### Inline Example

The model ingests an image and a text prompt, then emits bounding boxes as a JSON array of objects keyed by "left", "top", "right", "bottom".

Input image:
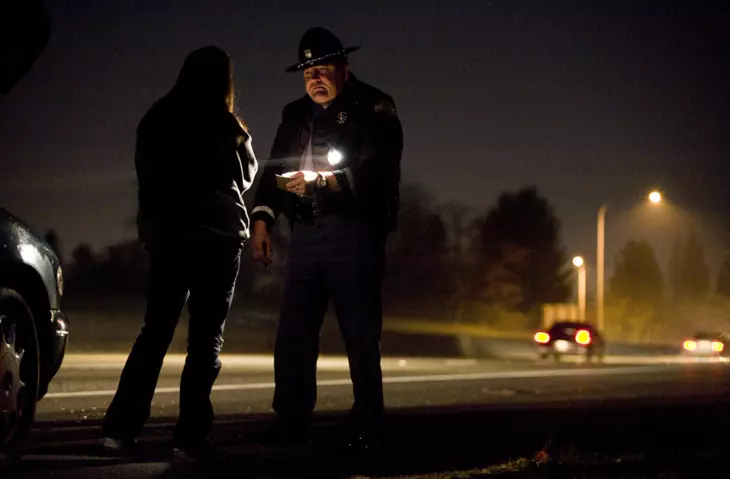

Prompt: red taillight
[
  {"left": 684, "top": 340, "right": 697, "bottom": 351},
  {"left": 575, "top": 329, "right": 592, "bottom": 345},
  {"left": 534, "top": 332, "right": 550, "bottom": 344},
  {"left": 712, "top": 341, "right": 724, "bottom": 352}
]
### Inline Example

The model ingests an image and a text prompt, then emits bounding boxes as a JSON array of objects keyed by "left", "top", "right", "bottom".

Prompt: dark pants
[
  {"left": 102, "top": 237, "right": 242, "bottom": 444},
  {"left": 272, "top": 214, "right": 387, "bottom": 426}
]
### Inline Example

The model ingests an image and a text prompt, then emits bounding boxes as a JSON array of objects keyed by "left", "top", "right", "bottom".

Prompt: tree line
[{"left": 47, "top": 183, "right": 729, "bottom": 338}]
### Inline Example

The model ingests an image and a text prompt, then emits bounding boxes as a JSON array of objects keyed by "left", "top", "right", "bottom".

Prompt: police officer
[{"left": 250, "top": 27, "right": 403, "bottom": 446}]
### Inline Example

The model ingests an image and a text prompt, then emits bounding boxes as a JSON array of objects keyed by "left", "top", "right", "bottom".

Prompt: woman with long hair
[{"left": 101, "top": 46, "right": 258, "bottom": 459}]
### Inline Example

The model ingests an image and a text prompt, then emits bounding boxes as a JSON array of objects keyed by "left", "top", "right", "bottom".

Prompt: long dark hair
[{"left": 169, "top": 46, "right": 246, "bottom": 129}]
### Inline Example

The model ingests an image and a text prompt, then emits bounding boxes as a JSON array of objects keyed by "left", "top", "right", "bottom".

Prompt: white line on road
[
  {"left": 45, "top": 365, "right": 665, "bottom": 399},
  {"left": 58, "top": 354, "right": 482, "bottom": 371}
]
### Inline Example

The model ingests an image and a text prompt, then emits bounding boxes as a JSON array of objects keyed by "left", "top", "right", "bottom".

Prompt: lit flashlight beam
[{"left": 328, "top": 149, "right": 343, "bottom": 166}]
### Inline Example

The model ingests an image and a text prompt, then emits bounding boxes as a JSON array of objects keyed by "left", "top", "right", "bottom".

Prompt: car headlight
[{"left": 57, "top": 266, "right": 64, "bottom": 297}]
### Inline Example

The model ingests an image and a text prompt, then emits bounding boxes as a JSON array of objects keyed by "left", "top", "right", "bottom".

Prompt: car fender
[{"left": 0, "top": 208, "right": 60, "bottom": 310}]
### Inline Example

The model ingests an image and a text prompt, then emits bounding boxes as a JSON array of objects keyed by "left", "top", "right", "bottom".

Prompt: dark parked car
[
  {"left": 534, "top": 321, "right": 605, "bottom": 363},
  {"left": 1, "top": 0, "right": 68, "bottom": 465},
  {"left": 0, "top": 208, "right": 69, "bottom": 463}
]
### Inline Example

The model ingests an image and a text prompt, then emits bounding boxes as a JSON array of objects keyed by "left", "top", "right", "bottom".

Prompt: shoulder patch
[{"left": 374, "top": 98, "right": 397, "bottom": 116}]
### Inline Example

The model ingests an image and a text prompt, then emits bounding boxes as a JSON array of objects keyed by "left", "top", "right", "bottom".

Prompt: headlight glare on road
[
  {"left": 534, "top": 332, "right": 550, "bottom": 344},
  {"left": 712, "top": 341, "right": 724, "bottom": 352},
  {"left": 683, "top": 340, "right": 697, "bottom": 351}
]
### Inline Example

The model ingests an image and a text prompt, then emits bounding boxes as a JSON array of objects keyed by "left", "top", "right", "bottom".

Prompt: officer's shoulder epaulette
[
  {"left": 352, "top": 80, "right": 398, "bottom": 117},
  {"left": 373, "top": 96, "right": 397, "bottom": 117},
  {"left": 361, "top": 83, "right": 397, "bottom": 117}
]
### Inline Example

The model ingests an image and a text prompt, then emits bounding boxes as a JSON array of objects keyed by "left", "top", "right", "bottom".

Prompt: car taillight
[
  {"left": 575, "top": 329, "right": 592, "bottom": 345},
  {"left": 534, "top": 332, "right": 550, "bottom": 344},
  {"left": 712, "top": 341, "right": 724, "bottom": 352},
  {"left": 683, "top": 340, "right": 697, "bottom": 351}
]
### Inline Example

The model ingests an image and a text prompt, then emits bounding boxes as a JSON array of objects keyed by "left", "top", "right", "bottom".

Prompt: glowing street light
[
  {"left": 573, "top": 256, "right": 586, "bottom": 320},
  {"left": 596, "top": 191, "right": 664, "bottom": 332}
]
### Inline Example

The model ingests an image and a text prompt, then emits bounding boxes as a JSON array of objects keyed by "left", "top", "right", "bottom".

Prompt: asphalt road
[{"left": 8, "top": 353, "right": 730, "bottom": 478}]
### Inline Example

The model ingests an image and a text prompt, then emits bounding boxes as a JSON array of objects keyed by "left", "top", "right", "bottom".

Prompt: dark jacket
[
  {"left": 251, "top": 75, "right": 403, "bottom": 232},
  {"left": 135, "top": 95, "right": 258, "bottom": 248}
]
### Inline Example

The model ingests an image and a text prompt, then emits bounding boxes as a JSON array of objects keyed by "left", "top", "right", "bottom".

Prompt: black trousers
[
  {"left": 272, "top": 214, "right": 387, "bottom": 425},
  {"left": 102, "top": 236, "right": 242, "bottom": 444}
]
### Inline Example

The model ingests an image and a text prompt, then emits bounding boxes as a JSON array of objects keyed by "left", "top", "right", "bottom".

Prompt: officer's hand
[
  {"left": 286, "top": 171, "right": 317, "bottom": 196},
  {"left": 285, "top": 172, "right": 307, "bottom": 196},
  {"left": 251, "top": 221, "right": 272, "bottom": 265}
]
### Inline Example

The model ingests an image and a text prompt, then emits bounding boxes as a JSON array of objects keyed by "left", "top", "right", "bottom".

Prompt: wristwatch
[{"left": 316, "top": 173, "right": 328, "bottom": 189}]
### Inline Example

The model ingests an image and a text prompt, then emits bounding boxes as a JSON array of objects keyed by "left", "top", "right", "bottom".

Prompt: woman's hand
[{"left": 285, "top": 171, "right": 318, "bottom": 196}]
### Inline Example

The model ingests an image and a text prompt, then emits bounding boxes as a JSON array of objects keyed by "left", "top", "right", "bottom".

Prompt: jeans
[{"left": 102, "top": 236, "right": 243, "bottom": 444}]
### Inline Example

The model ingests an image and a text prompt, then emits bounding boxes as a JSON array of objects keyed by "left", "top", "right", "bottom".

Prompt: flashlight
[{"left": 327, "top": 149, "right": 343, "bottom": 166}]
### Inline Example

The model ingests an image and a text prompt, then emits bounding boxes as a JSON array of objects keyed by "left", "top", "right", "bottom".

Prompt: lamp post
[
  {"left": 573, "top": 256, "right": 586, "bottom": 321},
  {"left": 596, "top": 190, "right": 662, "bottom": 333},
  {"left": 596, "top": 205, "right": 607, "bottom": 332}
]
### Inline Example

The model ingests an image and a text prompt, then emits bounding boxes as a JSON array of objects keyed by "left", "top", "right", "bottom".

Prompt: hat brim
[{"left": 285, "top": 46, "right": 361, "bottom": 73}]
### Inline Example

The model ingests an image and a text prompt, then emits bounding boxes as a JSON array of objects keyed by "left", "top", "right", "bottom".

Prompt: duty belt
[{"left": 295, "top": 196, "right": 319, "bottom": 225}]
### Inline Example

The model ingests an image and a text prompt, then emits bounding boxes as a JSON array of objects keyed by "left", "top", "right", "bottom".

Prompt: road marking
[
  {"left": 58, "top": 354, "right": 480, "bottom": 371},
  {"left": 45, "top": 365, "right": 665, "bottom": 399}
]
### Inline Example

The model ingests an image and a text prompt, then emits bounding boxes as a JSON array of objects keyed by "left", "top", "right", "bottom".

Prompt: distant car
[
  {"left": 681, "top": 331, "right": 725, "bottom": 358},
  {"left": 0, "top": 208, "right": 69, "bottom": 463},
  {"left": 534, "top": 321, "right": 605, "bottom": 363}
]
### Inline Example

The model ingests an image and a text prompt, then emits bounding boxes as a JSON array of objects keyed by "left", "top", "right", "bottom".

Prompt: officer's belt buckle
[{"left": 298, "top": 197, "right": 319, "bottom": 224}]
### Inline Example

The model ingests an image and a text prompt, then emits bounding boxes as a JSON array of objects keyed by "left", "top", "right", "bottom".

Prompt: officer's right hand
[{"left": 252, "top": 220, "right": 272, "bottom": 265}]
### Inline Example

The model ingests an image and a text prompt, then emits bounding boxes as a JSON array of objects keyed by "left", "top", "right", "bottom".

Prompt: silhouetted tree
[
  {"left": 716, "top": 250, "right": 730, "bottom": 298},
  {"left": 441, "top": 201, "right": 479, "bottom": 321},
  {"left": 667, "top": 235, "right": 682, "bottom": 298},
  {"left": 471, "top": 187, "right": 571, "bottom": 314},
  {"left": 676, "top": 231, "right": 710, "bottom": 302},
  {"left": 65, "top": 240, "right": 150, "bottom": 295},
  {"left": 96, "top": 240, "right": 149, "bottom": 293},
  {"left": 610, "top": 239, "right": 664, "bottom": 305},
  {"left": 67, "top": 244, "right": 97, "bottom": 292},
  {"left": 383, "top": 183, "right": 450, "bottom": 315}
]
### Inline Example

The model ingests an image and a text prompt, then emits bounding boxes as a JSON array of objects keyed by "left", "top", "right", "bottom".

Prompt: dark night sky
[{"left": 1, "top": 0, "right": 728, "bottom": 292}]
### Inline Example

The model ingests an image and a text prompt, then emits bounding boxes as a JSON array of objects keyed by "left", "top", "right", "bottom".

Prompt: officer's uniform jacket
[{"left": 251, "top": 75, "right": 403, "bottom": 232}]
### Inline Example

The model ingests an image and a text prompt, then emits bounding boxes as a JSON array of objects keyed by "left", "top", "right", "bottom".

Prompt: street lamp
[
  {"left": 596, "top": 191, "right": 662, "bottom": 332},
  {"left": 573, "top": 256, "right": 586, "bottom": 321}
]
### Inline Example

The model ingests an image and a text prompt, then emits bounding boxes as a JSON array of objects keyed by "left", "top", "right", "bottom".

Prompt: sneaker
[{"left": 102, "top": 436, "right": 138, "bottom": 454}]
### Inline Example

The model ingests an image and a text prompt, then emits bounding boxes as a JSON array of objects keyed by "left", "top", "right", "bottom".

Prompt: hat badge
[
  {"left": 304, "top": 49, "right": 312, "bottom": 59},
  {"left": 337, "top": 111, "right": 348, "bottom": 124}
]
